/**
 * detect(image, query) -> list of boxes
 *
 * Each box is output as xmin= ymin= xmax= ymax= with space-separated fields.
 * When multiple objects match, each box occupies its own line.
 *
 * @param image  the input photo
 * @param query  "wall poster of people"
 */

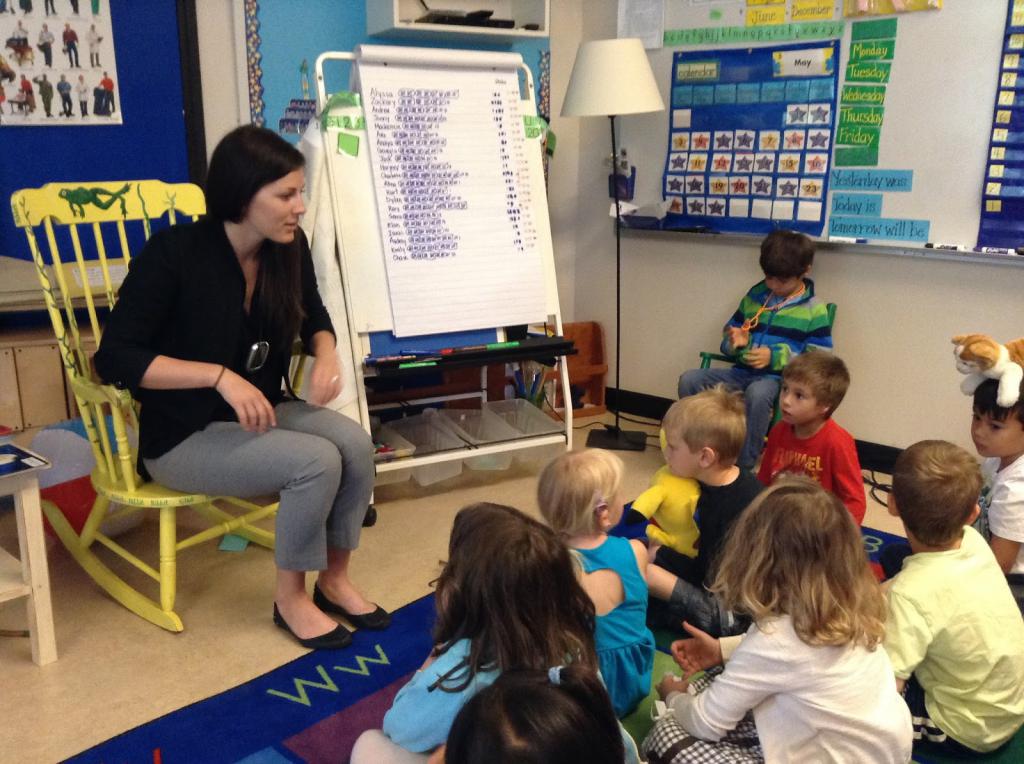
xmin=0 ymin=0 xmax=120 ymax=127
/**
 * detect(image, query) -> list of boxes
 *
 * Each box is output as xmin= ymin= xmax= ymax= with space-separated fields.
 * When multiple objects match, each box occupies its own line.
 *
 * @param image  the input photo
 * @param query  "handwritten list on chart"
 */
xmin=359 ymin=63 xmax=547 ymax=337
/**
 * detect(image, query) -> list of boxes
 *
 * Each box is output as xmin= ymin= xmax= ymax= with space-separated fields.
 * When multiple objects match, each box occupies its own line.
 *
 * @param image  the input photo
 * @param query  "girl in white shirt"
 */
xmin=645 ymin=477 xmax=912 ymax=763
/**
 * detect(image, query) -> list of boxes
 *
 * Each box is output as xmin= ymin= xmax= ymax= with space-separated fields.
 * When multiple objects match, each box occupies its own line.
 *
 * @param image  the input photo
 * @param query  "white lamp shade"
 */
xmin=561 ymin=38 xmax=665 ymax=118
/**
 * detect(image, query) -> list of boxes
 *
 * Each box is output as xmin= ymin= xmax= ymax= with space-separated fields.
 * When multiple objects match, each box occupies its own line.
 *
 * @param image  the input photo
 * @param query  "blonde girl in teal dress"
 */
xmin=538 ymin=450 xmax=656 ymax=718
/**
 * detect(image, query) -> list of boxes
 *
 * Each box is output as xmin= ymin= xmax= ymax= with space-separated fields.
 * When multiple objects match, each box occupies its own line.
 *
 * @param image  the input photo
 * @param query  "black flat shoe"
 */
xmin=313 ymin=584 xmax=392 ymax=630
xmin=362 ymin=504 xmax=377 ymax=528
xmin=273 ymin=604 xmax=353 ymax=649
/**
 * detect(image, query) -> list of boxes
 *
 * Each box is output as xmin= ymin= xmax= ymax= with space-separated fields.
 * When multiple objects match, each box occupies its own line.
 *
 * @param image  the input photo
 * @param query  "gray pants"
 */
xmin=145 ymin=400 xmax=374 ymax=571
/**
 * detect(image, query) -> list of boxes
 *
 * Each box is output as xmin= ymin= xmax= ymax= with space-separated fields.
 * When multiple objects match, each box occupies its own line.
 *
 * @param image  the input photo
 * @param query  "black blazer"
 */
xmin=94 ymin=217 xmax=334 ymax=462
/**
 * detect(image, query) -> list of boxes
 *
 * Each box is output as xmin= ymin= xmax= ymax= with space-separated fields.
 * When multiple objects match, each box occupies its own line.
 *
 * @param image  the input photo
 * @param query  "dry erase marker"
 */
xmin=828 ymin=236 xmax=867 ymax=244
xmin=924 ymin=243 xmax=969 ymax=252
xmin=398 ymin=361 xmax=438 ymax=369
xmin=486 ymin=341 xmax=520 ymax=349
xmin=973 ymin=246 xmax=1015 ymax=255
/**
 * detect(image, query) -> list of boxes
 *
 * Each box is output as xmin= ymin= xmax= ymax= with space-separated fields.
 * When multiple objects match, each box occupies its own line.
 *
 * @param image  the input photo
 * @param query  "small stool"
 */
xmin=0 ymin=447 xmax=57 ymax=665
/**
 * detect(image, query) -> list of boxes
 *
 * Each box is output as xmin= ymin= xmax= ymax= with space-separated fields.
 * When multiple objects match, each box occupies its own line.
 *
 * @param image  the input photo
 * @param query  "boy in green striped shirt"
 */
xmin=678 ymin=230 xmax=833 ymax=469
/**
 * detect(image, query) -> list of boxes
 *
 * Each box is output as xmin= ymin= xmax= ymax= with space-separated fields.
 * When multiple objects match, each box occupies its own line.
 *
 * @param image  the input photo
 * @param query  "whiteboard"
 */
xmin=624 ymin=0 xmax=1007 ymax=249
xmin=356 ymin=46 xmax=549 ymax=337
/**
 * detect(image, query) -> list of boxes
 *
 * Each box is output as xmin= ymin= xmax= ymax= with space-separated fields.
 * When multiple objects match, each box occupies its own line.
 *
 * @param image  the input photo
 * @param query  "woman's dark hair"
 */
xmin=444 ymin=666 xmax=624 ymax=764
xmin=431 ymin=503 xmax=596 ymax=692
xmin=206 ymin=125 xmax=305 ymax=223
xmin=205 ymin=125 xmax=306 ymax=349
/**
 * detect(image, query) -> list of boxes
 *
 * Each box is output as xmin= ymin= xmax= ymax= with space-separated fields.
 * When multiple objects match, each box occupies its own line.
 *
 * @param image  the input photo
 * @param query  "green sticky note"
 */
xmin=219 ymin=533 xmax=250 ymax=552
xmin=839 ymin=106 xmax=884 ymax=129
xmin=337 ymin=132 xmax=360 ymax=157
xmin=836 ymin=124 xmax=880 ymax=149
xmin=850 ymin=18 xmax=897 ymax=41
xmin=523 ymin=115 xmax=543 ymax=139
xmin=841 ymin=85 xmax=886 ymax=106
xmin=834 ymin=145 xmax=879 ymax=167
xmin=846 ymin=61 xmax=891 ymax=83
xmin=850 ymin=38 xmax=895 ymax=62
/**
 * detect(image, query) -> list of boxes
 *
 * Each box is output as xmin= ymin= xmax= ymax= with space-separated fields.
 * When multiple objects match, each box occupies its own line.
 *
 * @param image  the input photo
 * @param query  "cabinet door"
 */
xmin=15 ymin=345 xmax=69 ymax=429
xmin=0 ymin=348 xmax=23 ymax=430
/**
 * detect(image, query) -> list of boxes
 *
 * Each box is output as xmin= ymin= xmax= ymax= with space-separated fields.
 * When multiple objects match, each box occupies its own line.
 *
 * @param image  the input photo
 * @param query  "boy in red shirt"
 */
xmin=757 ymin=351 xmax=865 ymax=523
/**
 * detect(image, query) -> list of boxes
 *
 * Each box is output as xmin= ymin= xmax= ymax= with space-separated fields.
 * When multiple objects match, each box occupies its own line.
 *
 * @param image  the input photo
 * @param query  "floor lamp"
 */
xmin=562 ymin=38 xmax=665 ymax=451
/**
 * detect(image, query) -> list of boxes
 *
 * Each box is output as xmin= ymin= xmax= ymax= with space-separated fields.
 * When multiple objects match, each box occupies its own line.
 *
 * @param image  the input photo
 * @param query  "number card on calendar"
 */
xmin=662 ymin=40 xmax=840 ymax=236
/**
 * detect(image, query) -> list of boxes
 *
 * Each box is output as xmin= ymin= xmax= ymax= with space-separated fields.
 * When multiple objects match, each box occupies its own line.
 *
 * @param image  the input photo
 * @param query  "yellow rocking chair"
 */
xmin=10 ymin=180 xmax=305 ymax=632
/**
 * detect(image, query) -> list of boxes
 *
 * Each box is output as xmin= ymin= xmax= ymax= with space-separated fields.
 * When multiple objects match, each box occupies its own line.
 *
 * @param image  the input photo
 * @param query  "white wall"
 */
xmin=546 ymin=0 xmax=584 ymax=322
xmin=195 ymin=1 xmax=247 ymax=159
xmin=562 ymin=2 xmax=1024 ymax=453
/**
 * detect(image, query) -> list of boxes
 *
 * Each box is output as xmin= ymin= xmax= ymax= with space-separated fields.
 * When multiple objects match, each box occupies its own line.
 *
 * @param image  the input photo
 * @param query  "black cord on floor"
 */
xmin=863 ymin=469 xmax=893 ymax=506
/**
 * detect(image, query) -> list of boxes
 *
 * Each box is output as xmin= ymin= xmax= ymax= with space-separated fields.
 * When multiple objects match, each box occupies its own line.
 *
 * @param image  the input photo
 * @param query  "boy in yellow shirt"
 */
xmin=885 ymin=440 xmax=1024 ymax=756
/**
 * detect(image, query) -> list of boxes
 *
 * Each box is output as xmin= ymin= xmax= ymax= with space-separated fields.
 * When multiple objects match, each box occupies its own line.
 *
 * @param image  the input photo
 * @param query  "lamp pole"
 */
xmin=585 ymin=114 xmax=646 ymax=451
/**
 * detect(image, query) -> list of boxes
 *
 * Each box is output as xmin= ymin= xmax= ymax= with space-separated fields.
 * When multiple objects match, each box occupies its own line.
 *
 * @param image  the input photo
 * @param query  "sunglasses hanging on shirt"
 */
xmin=245 ymin=340 xmax=270 ymax=374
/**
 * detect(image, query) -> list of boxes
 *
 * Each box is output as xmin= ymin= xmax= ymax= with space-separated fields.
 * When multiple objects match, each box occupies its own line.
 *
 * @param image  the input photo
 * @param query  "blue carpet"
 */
xmin=65 ymin=524 xmax=914 ymax=763
xmin=66 ymin=595 xmax=436 ymax=764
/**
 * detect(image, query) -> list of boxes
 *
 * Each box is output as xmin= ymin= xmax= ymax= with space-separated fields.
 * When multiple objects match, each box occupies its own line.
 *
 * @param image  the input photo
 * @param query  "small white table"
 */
xmin=0 ymin=444 xmax=56 ymax=665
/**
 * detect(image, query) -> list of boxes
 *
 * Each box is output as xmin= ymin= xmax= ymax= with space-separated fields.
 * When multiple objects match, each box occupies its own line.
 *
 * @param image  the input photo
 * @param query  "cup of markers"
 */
xmin=514 ymin=367 xmax=546 ymax=408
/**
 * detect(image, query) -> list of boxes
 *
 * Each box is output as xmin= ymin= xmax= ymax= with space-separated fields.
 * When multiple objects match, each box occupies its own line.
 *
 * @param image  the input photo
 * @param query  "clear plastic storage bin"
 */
xmin=485 ymin=399 xmax=565 ymax=466
xmin=372 ymin=423 xmax=416 ymax=485
xmin=385 ymin=411 xmax=467 ymax=486
xmin=437 ymin=407 xmax=522 ymax=471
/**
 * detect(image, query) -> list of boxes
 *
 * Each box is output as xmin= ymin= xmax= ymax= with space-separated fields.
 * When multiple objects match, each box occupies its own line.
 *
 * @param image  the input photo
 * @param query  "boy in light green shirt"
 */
xmin=885 ymin=440 xmax=1024 ymax=757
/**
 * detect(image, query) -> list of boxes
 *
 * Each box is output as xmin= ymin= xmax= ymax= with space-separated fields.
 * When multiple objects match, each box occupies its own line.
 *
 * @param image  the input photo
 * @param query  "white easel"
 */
xmin=313 ymin=45 xmax=572 ymax=478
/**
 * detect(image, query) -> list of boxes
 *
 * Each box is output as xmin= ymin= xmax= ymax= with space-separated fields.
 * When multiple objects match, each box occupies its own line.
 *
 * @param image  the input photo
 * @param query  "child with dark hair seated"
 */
xmin=436 ymin=665 xmax=626 ymax=764
xmin=971 ymin=378 xmax=1024 ymax=610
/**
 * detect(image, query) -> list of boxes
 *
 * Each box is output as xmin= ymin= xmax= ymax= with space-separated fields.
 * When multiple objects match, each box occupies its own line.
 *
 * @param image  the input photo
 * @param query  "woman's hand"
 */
xmin=670 ymin=621 xmax=724 ymax=679
xmin=216 ymin=368 xmax=277 ymax=432
xmin=307 ymin=351 xmax=342 ymax=406
xmin=657 ymin=673 xmax=689 ymax=700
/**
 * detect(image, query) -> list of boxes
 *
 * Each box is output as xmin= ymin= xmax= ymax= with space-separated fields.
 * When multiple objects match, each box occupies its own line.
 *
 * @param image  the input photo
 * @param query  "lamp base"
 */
xmin=586 ymin=426 xmax=647 ymax=452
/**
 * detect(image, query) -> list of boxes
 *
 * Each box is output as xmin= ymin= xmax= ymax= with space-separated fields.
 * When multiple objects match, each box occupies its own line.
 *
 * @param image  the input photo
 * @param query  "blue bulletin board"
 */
xmin=978 ymin=1 xmax=1024 ymax=249
xmin=662 ymin=40 xmax=840 ymax=237
xmin=0 ymin=0 xmax=196 ymax=270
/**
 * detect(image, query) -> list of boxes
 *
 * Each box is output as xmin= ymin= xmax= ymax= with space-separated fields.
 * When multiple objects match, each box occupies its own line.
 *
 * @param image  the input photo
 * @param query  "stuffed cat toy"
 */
xmin=952 ymin=333 xmax=1024 ymax=408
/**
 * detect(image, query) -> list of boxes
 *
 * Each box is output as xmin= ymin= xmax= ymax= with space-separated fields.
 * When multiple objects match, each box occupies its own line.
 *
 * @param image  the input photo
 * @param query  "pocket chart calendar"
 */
xmin=979 ymin=1 xmax=1024 ymax=249
xmin=662 ymin=40 xmax=841 ymax=236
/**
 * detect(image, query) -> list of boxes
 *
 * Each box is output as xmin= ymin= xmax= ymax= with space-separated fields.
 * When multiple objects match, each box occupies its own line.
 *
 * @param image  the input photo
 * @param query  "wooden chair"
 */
xmin=9 ymin=180 xmax=305 ymax=632
xmin=698 ymin=303 xmax=837 ymax=425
